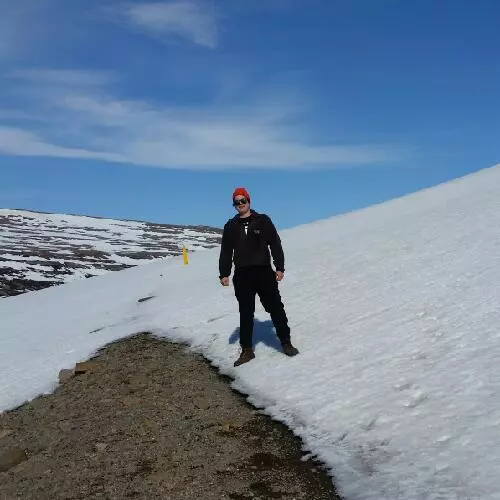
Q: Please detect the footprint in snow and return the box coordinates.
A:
[360,417,378,431]
[393,381,413,392]
[404,391,429,408]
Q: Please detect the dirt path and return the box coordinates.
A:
[0,333,341,499]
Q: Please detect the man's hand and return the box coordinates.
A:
[220,277,230,286]
[276,271,284,282]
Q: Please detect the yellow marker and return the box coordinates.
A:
[182,246,189,265]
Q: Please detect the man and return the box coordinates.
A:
[219,187,299,367]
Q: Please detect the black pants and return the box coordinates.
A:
[233,266,291,349]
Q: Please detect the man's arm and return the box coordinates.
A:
[264,215,285,273]
[218,222,233,279]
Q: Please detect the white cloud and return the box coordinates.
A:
[0,64,403,170]
[0,90,401,170]
[0,127,125,162]
[0,2,406,171]
[123,1,217,48]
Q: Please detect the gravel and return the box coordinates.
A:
[0,333,341,500]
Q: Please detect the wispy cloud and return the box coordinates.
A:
[0,127,125,162]
[121,1,218,48]
[0,71,401,170]
[0,2,405,172]
[8,69,117,87]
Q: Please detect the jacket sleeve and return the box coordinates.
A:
[264,215,285,272]
[218,221,233,278]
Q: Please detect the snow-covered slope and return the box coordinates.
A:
[0,209,222,297]
[1,165,499,500]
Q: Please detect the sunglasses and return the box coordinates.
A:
[233,198,248,206]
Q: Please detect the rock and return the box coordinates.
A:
[58,368,74,384]
[95,443,108,453]
[0,447,28,472]
[122,395,141,408]
[195,399,210,410]
[0,428,13,439]
[74,361,99,375]
[219,420,240,434]
[137,296,154,303]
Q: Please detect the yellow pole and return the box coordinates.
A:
[182,246,189,265]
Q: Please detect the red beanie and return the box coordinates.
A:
[232,187,250,202]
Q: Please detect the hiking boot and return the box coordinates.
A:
[282,342,299,357]
[234,348,255,367]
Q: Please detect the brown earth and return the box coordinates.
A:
[0,333,341,500]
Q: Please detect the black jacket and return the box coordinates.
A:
[218,210,285,278]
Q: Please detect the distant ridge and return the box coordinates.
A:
[0,209,222,297]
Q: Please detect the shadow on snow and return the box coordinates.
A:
[229,319,282,352]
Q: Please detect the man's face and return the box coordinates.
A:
[233,195,250,215]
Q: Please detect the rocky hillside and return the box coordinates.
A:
[0,209,222,298]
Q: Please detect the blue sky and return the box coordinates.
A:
[1,0,499,229]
